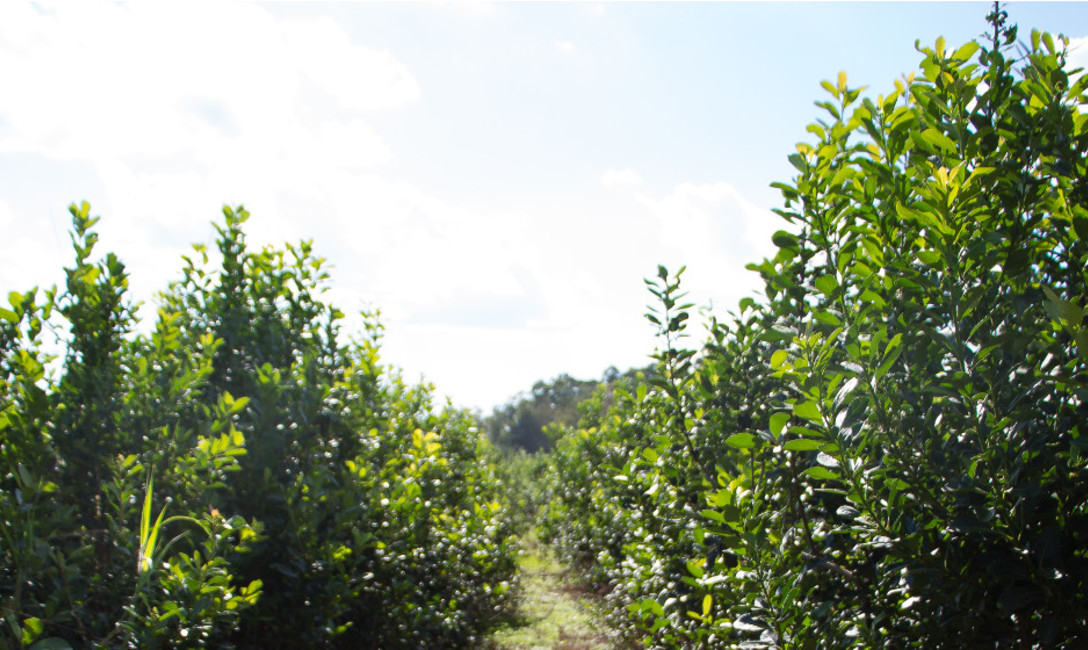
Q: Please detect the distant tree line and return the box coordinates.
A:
[483,366,656,453]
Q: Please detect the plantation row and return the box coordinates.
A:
[537,15,1088,650]
[1,205,518,648]
[4,10,1088,650]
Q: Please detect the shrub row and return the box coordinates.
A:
[541,16,1088,649]
[1,204,517,648]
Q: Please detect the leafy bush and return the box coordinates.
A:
[1,204,518,648]
[1,203,261,649]
[542,9,1088,649]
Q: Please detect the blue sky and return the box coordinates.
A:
[2,1,1086,412]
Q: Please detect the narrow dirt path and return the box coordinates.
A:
[483,535,616,650]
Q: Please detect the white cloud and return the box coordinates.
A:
[442,1,496,17]
[644,181,776,260]
[0,199,68,305]
[285,16,421,111]
[0,1,421,318]
[381,172,780,411]
[600,168,643,190]
[178,152,548,337]
[554,40,578,57]
[0,2,416,195]
[604,172,776,318]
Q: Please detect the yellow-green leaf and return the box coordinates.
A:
[769,412,790,437]
[726,432,757,449]
[22,617,44,646]
[793,400,821,422]
[920,127,957,153]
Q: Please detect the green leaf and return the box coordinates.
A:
[804,466,840,481]
[707,488,731,507]
[1042,286,1084,325]
[687,560,705,579]
[22,618,44,646]
[788,425,823,439]
[1005,247,1030,276]
[725,432,757,449]
[813,310,842,327]
[784,438,822,452]
[920,127,957,153]
[814,274,839,296]
[859,289,887,308]
[917,250,941,266]
[772,230,798,250]
[138,475,168,575]
[885,477,910,492]
[831,166,855,187]
[792,400,821,422]
[875,345,903,380]
[701,509,725,524]
[16,463,33,488]
[769,412,790,437]
[1073,215,1088,242]
[952,40,979,62]
[720,504,741,523]
[770,349,789,369]
[0,307,18,323]
[641,599,665,617]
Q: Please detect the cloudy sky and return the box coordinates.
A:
[2,2,1086,412]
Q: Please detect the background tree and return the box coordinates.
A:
[485,372,610,452]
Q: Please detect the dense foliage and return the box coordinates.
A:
[541,12,1088,649]
[5,7,1088,650]
[1,205,517,649]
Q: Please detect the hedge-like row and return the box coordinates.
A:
[1,204,517,649]
[542,15,1088,649]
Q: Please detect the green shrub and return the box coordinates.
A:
[2,203,518,648]
[542,9,1088,648]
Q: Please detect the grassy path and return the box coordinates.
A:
[483,535,615,650]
